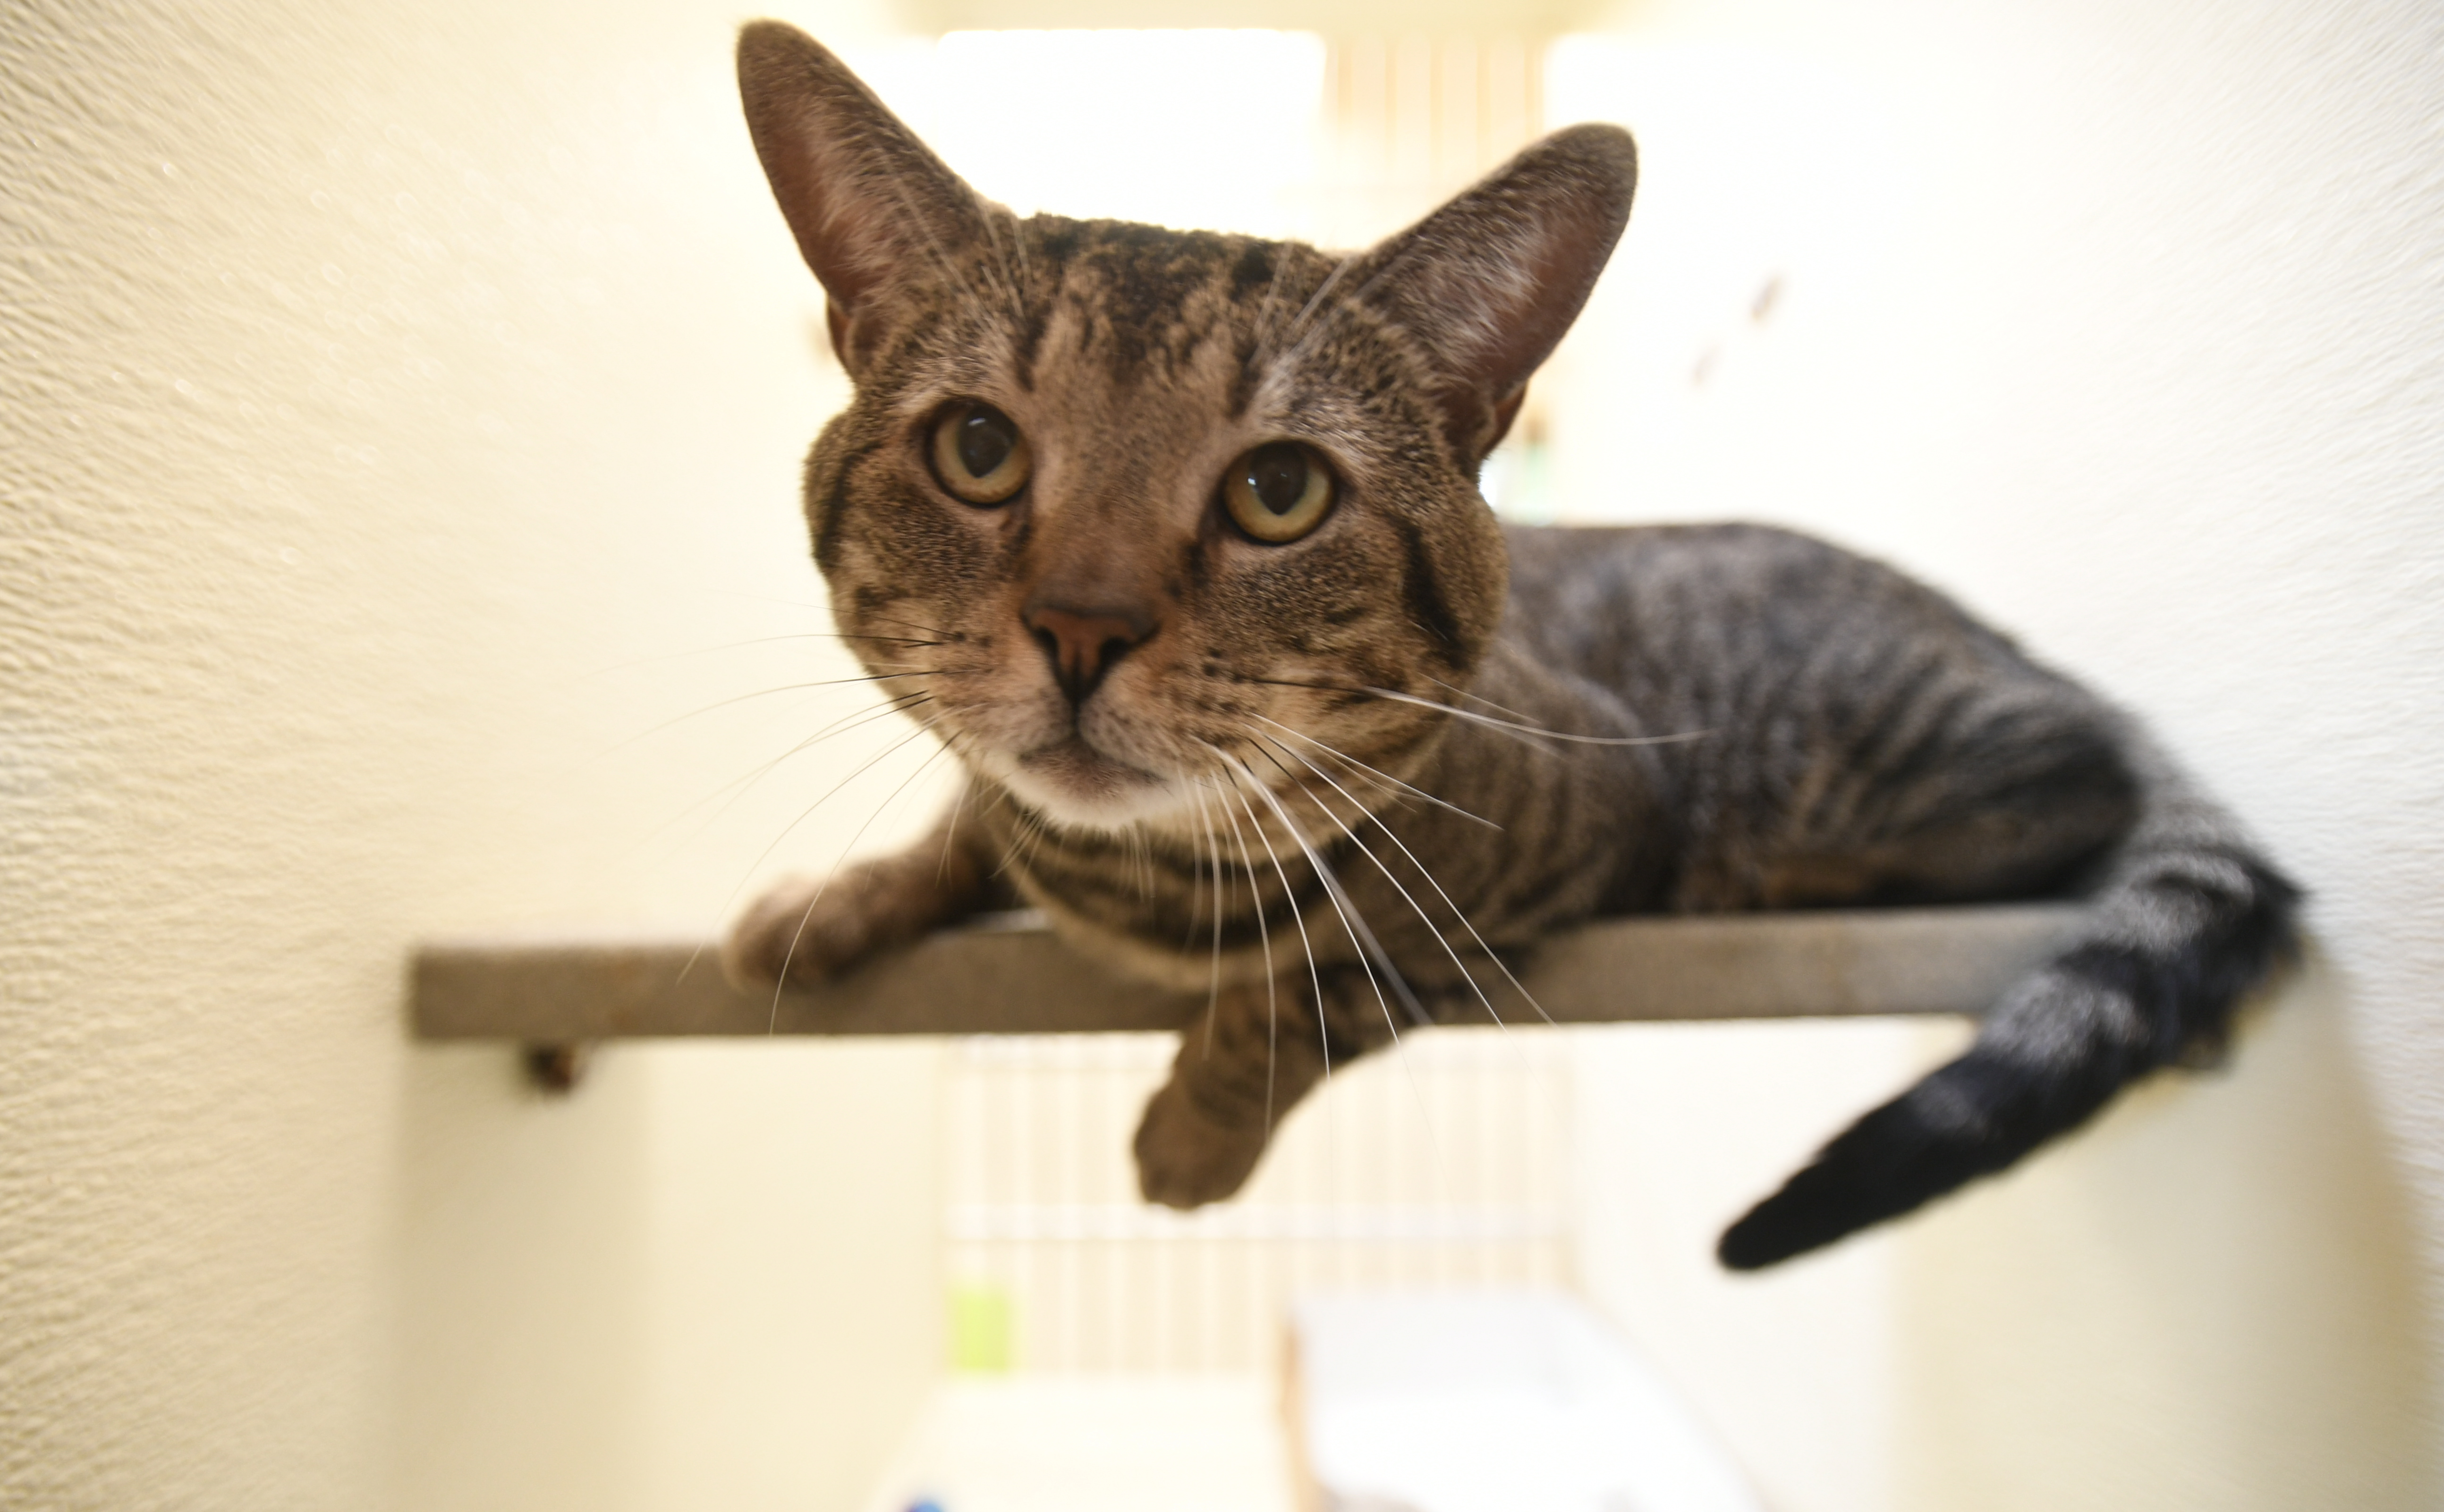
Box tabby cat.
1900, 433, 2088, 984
722, 21, 2298, 1268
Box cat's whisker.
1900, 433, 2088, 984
1250, 729, 1514, 1036
1212, 758, 1319, 1121
1191, 781, 1228, 1059
578, 631, 946, 679
1246, 752, 1428, 1034
1178, 789, 1208, 952
679, 713, 946, 983
1247, 234, 1296, 367
1250, 714, 1500, 830
615, 688, 942, 865
599, 676, 941, 760
1007, 212, 1034, 324
1272, 237, 1455, 380
980, 211, 1032, 338
708, 587, 849, 617
627, 693, 927, 863
860, 611, 962, 642
1424, 674, 1545, 727
961, 203, 1027, 331
1266, 244, 1432, 383
1282, 251, 1358, 346
1268, 735, 1559, 1030
936, 774, 972, 887
1214, 744, 1417, 1051
880, 173, 1003, 322
1254, 676, 1714, 750
1242, 746, 1457, 1184
766, 738, 958, 1031
1204, 779, 1282, 1132
993, 801, 1058, 882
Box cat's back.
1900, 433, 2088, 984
1498, 520, 2029, 710
1494, 520, 2134, 912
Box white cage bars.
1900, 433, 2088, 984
942, 1030, 1574, 1374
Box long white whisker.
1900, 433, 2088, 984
1208, 772, 1282, 1124
883, 174, 996, 314
1206, 778, 1276, 1108
935, 774, 971, 887
1247, 749, 1428, 1031
978, 209, 1029, 333
1191, 783, 1228, 1059
1216, 763, 1319, 1126
1422, 674, 1542, 725
579, 631, 946, 679
860, 610, 962, 641
1262, 678, 1713, 749
647, 693, 939, 860
1277, 738, 1557, 1029
766, 739, 956, 1032
1254, 729, 1511, 1033
1232, 744, 1451, 1187
680, 716, 944, 983
1251, 714, 1500, 830
1213, 743, 1411, 1045
1362, 687, 1712, 748
1283, 251, 1357, 341
599, 677, 936, 760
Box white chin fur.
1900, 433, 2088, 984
997, 763, 1190, 831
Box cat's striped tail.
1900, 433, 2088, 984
1715, 736, 2301, 1271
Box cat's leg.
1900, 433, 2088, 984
1685, 693, 2143, 911
1134, 973, 1342, 1208
722, 789, 1012, 989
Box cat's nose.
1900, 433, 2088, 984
1023, 601, 1154, 705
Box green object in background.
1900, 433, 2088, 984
949, 1284, 1013, 1373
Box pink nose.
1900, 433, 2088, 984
1023, 602, 1154, 704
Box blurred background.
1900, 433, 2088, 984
3, 1, 2439, 1508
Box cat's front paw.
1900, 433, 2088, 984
721, 874, 888, 991
1133, 1076, 1271, 1208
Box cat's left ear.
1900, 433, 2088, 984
737, 20, 994, 375
1349, 124, 1636, 465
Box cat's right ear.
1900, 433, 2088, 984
737, 21, 990, 375
1345, 123, 1637, 467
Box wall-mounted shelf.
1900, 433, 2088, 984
412, 904, 2081, 1041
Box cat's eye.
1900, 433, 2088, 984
1222, 441, 1335, 543
929, 401, 1032, 505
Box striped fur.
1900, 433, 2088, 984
725, 23, 2299, 1267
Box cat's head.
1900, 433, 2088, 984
738, 22, 1633, 832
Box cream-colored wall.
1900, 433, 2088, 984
8, 0, 2440, 1507
1, 2, 949, 1507
1556, 1, 2443, 1507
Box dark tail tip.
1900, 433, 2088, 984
1718, 821, 2304, 1272
1716, 1206, 1804, 1272
1714, 1123, 1955, 1271
1713, 1051, 2057, 1270
1718, 1184, 1844, 1271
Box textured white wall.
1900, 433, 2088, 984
1557, 1, 2443, 1507
6, 0, 2439, 1507
0, 2, 949, 1508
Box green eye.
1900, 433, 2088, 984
931, 402, 1032, 505
1223, 441, 1334, 543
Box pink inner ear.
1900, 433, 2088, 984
1356, 124, 1636, 466
738, 73, 891, 313
737, 22, 985, 370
